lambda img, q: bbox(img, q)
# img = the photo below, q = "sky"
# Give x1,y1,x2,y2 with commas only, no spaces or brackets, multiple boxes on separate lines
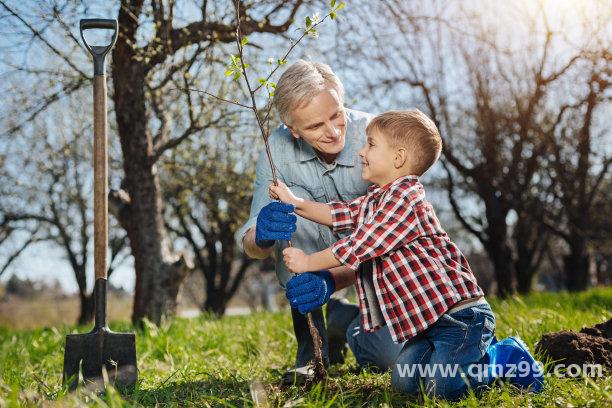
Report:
0,0,609,294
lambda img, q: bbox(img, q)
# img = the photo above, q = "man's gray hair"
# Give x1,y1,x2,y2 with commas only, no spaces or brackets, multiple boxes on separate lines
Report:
273,59,344,126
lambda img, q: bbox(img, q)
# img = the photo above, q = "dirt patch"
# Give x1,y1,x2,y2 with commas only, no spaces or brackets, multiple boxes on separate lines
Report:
536,319,612,371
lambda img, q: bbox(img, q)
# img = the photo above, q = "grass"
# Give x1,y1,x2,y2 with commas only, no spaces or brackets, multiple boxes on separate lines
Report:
0,287,610,407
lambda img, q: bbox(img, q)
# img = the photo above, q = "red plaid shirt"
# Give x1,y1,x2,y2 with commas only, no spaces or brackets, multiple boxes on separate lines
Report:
330,175,484,343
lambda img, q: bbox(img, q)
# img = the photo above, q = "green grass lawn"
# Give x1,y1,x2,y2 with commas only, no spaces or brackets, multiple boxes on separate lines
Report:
1,288,611,407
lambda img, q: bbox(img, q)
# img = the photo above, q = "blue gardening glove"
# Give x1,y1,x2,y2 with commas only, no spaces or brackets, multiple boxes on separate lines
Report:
255,202,297,248
285,271,336,314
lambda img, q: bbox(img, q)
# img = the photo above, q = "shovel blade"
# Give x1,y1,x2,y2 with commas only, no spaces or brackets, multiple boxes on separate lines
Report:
63,327,137,391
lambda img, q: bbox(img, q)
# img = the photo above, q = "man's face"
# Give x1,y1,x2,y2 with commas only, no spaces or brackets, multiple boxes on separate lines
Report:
287,89,346,163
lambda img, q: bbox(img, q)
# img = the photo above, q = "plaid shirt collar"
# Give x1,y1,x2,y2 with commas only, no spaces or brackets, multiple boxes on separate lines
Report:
366,175,420,197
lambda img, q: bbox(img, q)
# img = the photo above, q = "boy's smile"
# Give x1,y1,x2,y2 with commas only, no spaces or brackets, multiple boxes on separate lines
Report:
358,129,397,186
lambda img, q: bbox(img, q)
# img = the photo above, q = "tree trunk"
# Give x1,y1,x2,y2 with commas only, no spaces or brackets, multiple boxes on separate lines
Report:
112,19,187,325
564,239,590,291
203,288,228,316
481,193,515,297
516,260,535,294
77,292,95,325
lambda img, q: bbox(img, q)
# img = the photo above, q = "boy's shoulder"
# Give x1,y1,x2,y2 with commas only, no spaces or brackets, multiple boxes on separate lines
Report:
387,176,426,201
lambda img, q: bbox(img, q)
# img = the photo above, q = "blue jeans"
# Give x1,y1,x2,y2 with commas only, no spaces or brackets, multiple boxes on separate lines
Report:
346,315,405,372
391,304,496,399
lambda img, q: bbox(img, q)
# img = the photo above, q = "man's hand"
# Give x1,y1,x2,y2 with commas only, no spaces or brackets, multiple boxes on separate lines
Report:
255,202,297,248
282,247,310,273
268,181,302,207
285,271,336,314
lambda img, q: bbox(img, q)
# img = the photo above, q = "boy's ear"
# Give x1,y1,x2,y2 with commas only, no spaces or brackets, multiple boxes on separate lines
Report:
394,147,408,169
288,126,301,139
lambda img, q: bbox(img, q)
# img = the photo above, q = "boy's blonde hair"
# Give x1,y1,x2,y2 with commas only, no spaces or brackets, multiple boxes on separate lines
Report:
366,109,442,176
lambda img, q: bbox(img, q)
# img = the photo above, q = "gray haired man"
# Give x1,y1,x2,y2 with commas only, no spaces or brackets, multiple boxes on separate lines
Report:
237,60,403,384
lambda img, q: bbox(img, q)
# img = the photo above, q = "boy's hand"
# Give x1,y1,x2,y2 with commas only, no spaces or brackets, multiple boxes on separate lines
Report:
283,247,310,273
269,181,301,206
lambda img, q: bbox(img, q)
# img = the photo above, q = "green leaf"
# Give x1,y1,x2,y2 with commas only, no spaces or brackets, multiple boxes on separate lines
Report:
305,16,312,28
241,36,248,46
258,78,267,85
224,69,234,77
269,92,275,97
269,82,276,89
331,0,336,7
233,72,241,81
330,11,336,20
278,58,287,65
243,63,250,69
336,2,345,11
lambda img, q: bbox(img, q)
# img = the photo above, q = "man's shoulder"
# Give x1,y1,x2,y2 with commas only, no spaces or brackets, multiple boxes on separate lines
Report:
268,123,293,144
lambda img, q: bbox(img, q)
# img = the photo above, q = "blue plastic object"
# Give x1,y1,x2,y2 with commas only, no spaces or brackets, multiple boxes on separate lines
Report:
486,336,545,393
285,271,336,314
255,202,296,248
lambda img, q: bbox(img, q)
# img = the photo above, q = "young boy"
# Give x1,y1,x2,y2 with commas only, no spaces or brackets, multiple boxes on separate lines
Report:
269,110,543,399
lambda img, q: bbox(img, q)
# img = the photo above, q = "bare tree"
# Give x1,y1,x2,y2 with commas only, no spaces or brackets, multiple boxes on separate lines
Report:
332,0,609,295
541,57,611,290
1,0,309,324
0,100,129,324
161,122,257,315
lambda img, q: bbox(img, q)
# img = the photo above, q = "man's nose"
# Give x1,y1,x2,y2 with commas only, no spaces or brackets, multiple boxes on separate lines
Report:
324,122,340,138
358,147,365,157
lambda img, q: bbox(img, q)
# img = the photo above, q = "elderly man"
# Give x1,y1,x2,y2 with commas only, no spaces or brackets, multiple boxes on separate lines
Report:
237,60,404,384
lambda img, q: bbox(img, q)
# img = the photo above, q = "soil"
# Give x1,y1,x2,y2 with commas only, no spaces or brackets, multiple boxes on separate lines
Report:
536,318,612,370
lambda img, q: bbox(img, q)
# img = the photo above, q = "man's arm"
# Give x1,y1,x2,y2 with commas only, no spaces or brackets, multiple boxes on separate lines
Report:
238,139,296,260
328,265,357,290
243,227,274,259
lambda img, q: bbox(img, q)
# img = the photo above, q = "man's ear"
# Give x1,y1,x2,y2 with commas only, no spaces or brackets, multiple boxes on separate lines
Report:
288,126,301,140
394,147,408,169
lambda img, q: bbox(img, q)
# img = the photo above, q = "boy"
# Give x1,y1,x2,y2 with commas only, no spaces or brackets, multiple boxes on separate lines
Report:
269,110,543,399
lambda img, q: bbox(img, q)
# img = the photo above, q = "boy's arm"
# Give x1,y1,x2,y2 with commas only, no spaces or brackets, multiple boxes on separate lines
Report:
283,247,341,273
331,190,421,271
269,181,333,226
293,199,333,226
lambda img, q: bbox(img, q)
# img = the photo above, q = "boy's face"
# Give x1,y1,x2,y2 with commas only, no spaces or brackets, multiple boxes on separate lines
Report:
358,129,397,186
287,89,346,163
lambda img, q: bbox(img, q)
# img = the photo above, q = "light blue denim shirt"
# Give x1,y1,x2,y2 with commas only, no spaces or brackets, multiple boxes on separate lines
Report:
237,109,373,286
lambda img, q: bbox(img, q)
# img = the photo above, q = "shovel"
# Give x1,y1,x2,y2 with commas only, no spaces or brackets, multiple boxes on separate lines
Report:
62,19,137,391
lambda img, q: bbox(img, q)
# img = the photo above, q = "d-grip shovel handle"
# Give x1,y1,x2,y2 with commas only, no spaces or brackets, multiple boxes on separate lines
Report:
79,19,118,76
80,19,117,284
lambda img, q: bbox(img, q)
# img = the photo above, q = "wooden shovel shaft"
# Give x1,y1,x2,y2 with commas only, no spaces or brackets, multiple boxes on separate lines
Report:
93,74,108,281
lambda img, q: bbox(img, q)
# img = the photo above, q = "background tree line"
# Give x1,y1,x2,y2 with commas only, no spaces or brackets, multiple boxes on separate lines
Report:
0,0,610,326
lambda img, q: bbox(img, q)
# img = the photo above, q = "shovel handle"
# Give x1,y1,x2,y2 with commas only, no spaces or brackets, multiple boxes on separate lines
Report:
79,19,118,75
81,18,117,281
93,75,108,281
